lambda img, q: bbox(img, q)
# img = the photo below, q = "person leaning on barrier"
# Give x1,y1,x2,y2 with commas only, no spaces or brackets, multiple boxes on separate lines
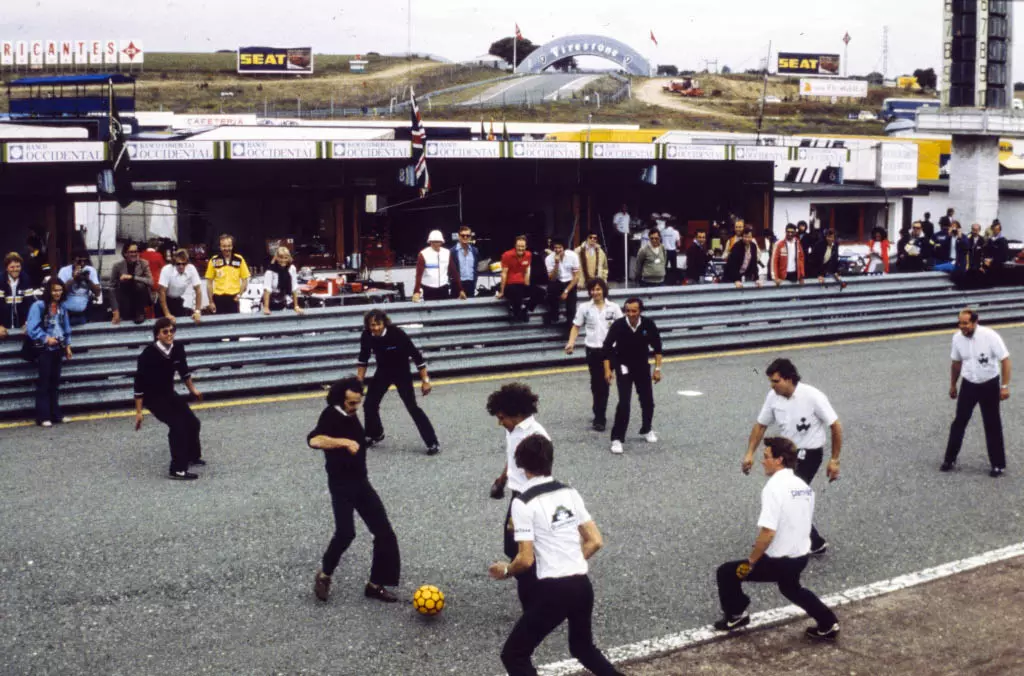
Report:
807,229,846,289
722,227,762,289
262,246,304,316
497,236,535,323
865,226,890,275
25,277,73,427
451,225,480,298
57,250,101,326
635,229,667,287
413,230,464,302
159,249,204,324
770,223,805,286
723,219,747,258
1,252,35,339
204,233,250,315
683,230,711,285
896,221,934,273
110,240,154,325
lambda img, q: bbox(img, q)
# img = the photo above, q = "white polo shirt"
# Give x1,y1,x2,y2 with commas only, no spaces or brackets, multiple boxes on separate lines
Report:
757,383,838,450
573,300,623,349
661,225,681,251
545,250,581,283
952,325,1009,384
759,468,814,558
505,416,550,494
786,240,797,272
512,476,592,579
158,263,202,309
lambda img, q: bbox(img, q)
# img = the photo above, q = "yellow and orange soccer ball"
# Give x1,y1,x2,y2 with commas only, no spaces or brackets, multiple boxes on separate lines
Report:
412,584,445,616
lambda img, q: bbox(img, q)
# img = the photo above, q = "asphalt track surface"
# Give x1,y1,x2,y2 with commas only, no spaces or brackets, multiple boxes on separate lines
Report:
2,326,1022,676
461,73,600,107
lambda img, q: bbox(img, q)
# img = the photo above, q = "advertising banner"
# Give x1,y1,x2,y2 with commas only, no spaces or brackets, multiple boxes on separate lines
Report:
3,142,105,164
777,52,841,75
127,141,218,162
877,142,919,189
1,42,12,66
331,140,411,159
426,141,502,159
237,46,314,74
226,140,319,160
799,78,868,98
591,143,657,160
663,144,730,161
511,142,582,159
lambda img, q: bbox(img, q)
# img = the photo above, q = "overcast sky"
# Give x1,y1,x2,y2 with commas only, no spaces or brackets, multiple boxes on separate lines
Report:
3,0,1017,79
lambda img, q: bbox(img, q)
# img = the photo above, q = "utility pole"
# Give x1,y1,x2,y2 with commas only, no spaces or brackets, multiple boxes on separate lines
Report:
882,26,890,80
842,31,851,77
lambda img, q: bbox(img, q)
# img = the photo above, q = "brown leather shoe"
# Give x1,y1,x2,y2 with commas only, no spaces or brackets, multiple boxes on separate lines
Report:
314,571,331,602
364,583,399,603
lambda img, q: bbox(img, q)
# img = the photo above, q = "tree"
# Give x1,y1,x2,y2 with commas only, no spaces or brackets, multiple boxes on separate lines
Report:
913,68,937,90
721,65,732,74
657,65,678,76
1014,82,1024,92
488,36,538,68
549,56,578,72
865,71,884,86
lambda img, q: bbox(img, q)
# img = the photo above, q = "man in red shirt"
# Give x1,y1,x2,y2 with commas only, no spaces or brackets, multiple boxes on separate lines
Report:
139,239,166,295
497,235,534,322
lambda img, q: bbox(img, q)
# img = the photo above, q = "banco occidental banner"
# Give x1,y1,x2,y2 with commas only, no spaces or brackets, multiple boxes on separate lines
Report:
237,46,313,74
777,52,840,76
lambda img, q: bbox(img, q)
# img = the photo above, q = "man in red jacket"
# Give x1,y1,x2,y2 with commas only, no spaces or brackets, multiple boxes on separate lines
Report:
771,224,805,286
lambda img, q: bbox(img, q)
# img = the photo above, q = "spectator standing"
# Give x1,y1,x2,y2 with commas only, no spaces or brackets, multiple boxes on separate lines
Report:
57,250,101,326
770,224,806,286
932,219,954,272
723,220,747,258
133,317,204,480
797,221,817,256
262,246,303,315
684,230,711,284
575,233,608,284
954,223,988,288
544,238,580,326
1,252,36,338
865,227,890,275
635,229,667,287
723,228,763,288
983,221,1010,272
661,216,682,273
139,239,166,295
451,225,480,297
110,241,154,325
413,230,464,302
356,309,440,456
25,277,72,427
565,278,623,432
603,298,663,454
611,204,631,237
808,229,846,288
158,249,203,324
896,221,934,272
204,234,250,315
942,309,1011,477
713,437,840,641
497,236,534,323
921,212,936,239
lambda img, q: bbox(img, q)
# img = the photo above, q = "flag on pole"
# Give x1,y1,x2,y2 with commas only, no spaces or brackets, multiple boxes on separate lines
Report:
515,23,523,40
480,119,486,139
487,120,496,141
410,87,430,197
502,121,510,142
650,30,658,47
105,78,132,207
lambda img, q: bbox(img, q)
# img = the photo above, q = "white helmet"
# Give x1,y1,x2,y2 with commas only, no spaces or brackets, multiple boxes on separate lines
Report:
427,230,445,243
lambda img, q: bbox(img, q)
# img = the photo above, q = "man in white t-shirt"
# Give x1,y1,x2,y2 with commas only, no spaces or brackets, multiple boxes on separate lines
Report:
943,309,1012,476
486,382,550,610
714,437,839,641
660,216,681,272
488,434,625,676
544,238,581,326
612,204,631,235
742,358,842,555
158,249,203,324
565,278,623,431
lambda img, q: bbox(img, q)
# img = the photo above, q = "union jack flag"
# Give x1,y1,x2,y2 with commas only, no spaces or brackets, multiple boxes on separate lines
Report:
410,87,430,197
515,23,523,41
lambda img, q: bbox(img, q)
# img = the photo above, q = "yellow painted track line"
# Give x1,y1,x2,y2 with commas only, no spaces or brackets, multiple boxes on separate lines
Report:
3,321,1022,430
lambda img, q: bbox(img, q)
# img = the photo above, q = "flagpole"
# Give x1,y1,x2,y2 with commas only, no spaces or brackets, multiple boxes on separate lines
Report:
513,25,517,74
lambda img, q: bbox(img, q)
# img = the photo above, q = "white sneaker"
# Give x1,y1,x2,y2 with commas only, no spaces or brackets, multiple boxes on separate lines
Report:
610,440,624,454
40,421,53,428
644,430,658,443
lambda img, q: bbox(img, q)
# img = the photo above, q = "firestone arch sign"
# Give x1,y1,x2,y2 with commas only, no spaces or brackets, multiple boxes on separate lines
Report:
519,34,651,76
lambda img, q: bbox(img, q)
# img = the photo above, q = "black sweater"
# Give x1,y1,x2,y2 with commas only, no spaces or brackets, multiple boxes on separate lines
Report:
134,343,191,401
307,405,368,480
357,327,426,374
602,316,663,366
0,276,35,330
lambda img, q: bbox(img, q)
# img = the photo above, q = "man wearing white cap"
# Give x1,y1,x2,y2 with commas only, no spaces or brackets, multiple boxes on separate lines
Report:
413,230,464,302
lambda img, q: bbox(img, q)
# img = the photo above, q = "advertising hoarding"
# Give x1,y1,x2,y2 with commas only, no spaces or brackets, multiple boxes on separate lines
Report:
777,52,841,75
237,46,314,74
799,78,868,98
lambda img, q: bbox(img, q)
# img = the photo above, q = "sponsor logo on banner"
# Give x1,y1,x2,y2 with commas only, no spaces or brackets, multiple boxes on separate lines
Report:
799,78,868,98
332,140,411,159
5,142,105,163
512,142,581,159
734,146,790,163
29,40,43,68
119,40,144,64
877,142,918,189
229,141,318,160
664,144,729,161
777,52,841,75
426,141,501,159
796,147,849,165
127,142,217,162
237,46,314,74
591,143,657,160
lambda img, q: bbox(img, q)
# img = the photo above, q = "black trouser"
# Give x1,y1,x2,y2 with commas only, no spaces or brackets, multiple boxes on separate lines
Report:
505,284,532,320
213,294,240,314
545,281,577,324
363,372,438,447
322,476,400,585
638,279,663,287
504,493,538,610
586,348,610,425
666,250,678,270
459,283,476,298
145,395,202,473
422,285,450,301
165,296,193,318
785,271,800,282
116,280,151,319
945,376,1006,469
794,447,827,551
610,361,654,442
501,574,624,676
35,349,63,423
716,555,837,629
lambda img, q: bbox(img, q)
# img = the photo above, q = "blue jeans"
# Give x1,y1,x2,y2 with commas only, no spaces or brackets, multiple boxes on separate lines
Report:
36,349,64,423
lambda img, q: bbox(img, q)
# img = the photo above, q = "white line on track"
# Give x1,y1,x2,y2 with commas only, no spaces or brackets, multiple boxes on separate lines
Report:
542,75,597,101
533,541,1024,675
463,77,535,105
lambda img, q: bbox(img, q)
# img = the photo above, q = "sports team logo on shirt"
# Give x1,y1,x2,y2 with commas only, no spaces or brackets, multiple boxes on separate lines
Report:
977,353,990,365
551,505,576,530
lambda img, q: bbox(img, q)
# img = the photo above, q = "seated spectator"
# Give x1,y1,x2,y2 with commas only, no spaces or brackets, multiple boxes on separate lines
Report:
723,219,746,258
158,249,203,324
896,221,934,272
110,240,154,325
865,227,890,274
25,277,73,427
983,221,1010,272
684,230,711,284
808,229,846,288
57,250,101,326
770,223,805,286
723,227,762,288
140,239,166,295
1,251,35,339
262,246,304,315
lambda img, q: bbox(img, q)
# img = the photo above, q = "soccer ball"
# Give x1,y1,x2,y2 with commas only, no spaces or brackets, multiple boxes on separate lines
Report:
412,584,445,616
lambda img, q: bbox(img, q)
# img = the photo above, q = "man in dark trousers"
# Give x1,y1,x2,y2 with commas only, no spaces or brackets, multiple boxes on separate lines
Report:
488,434,625,676
133,317,204,480
356,309,440,456
603,298,663,455
683,230,711,284
308,377,401,603
714,437,840,641
942,309,1012,477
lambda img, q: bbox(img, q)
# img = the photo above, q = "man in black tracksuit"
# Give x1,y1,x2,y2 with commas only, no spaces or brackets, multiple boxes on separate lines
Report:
356,308,440,456
308,377,401,604
602,298,663,455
